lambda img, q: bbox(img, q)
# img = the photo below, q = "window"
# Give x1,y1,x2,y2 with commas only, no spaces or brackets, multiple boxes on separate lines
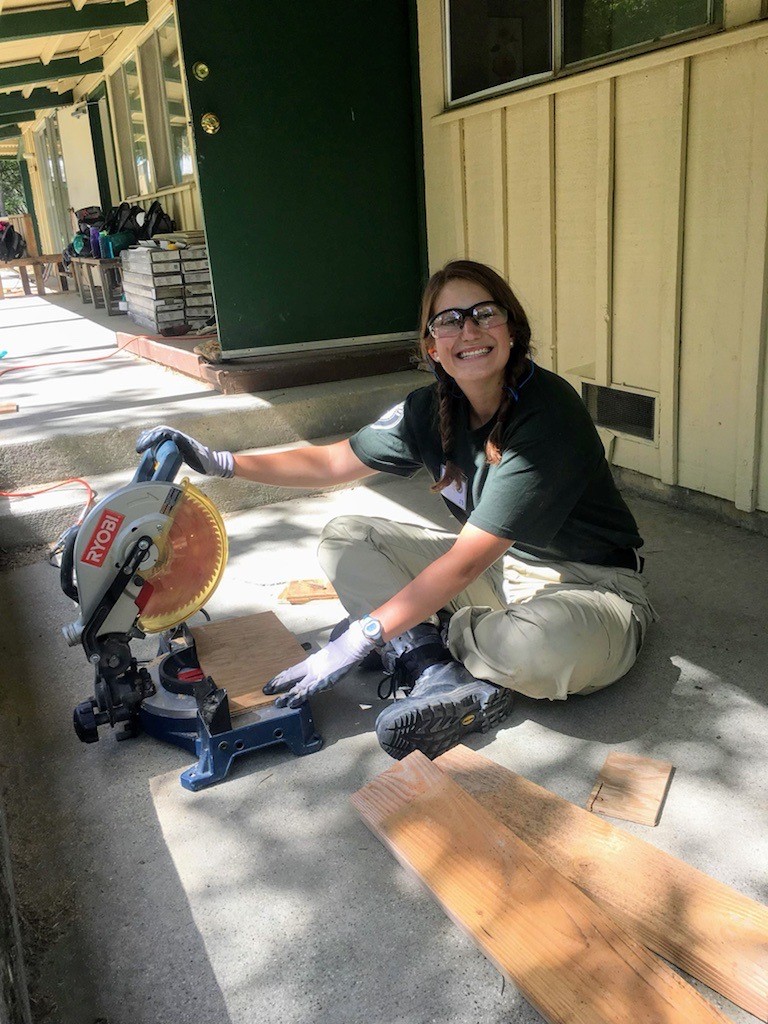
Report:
447,0,718,104
34,114,71,251
109,58,153,196
108,14,193,197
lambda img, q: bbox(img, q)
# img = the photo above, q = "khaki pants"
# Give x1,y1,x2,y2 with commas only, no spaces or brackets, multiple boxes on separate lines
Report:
318,515,657,701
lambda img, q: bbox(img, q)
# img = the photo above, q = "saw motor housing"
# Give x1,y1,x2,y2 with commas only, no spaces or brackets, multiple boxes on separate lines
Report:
60,441,227,742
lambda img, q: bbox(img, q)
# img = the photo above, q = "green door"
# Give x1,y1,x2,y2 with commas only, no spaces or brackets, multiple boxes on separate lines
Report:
176,0,425,354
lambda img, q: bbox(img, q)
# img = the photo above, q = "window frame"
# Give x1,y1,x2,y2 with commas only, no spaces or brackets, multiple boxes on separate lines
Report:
104,12,193,200
444,0,723,109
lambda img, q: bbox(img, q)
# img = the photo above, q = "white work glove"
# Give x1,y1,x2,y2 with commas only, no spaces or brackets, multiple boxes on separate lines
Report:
136,425,234,478
263,620,375,708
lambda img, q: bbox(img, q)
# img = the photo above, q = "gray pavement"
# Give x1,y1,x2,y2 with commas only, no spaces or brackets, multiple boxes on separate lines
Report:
0,291,423,545
1,471,766,1024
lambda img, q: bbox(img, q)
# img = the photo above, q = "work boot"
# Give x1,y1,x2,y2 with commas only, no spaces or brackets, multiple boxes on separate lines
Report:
374,624,514,761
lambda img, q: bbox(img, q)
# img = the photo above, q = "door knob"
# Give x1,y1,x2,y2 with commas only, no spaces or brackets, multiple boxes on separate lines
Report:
201,112,220,135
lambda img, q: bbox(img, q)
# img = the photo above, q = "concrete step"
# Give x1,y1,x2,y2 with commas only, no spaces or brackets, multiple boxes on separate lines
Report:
0,438,357,550
0,370,423,490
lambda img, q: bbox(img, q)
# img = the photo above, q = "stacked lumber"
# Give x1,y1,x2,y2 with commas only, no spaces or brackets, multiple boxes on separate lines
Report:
121,247,185,334
352,746,768,1023
180,244,213,329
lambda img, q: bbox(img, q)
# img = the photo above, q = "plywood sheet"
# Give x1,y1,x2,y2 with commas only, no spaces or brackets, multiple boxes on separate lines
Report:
352,752,732,1024
438,745,768,1021
586,751,673,826
191,612,306,715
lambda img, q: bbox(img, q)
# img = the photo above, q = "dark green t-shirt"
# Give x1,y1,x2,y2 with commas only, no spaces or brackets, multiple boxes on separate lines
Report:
348,363,643,564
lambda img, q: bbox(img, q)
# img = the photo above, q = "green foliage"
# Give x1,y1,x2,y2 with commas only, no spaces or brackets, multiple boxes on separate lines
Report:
0,159,26,214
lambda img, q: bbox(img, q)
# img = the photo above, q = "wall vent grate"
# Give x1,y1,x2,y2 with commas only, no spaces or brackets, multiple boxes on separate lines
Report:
582,384,655,441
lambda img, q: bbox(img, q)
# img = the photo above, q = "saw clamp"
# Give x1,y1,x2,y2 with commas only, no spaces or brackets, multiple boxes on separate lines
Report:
59,440,323,790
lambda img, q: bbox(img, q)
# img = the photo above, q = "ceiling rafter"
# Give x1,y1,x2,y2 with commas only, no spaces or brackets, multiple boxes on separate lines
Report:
0,3,148,44
0,57,104,91
0,87,74,118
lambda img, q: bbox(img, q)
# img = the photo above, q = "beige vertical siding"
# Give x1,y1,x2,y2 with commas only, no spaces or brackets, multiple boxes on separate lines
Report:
416,6,768,513
678,40,768,505
504,97,556,370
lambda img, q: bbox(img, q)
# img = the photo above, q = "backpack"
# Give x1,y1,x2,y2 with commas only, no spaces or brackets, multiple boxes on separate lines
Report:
0,223,26,261
143,200,176,238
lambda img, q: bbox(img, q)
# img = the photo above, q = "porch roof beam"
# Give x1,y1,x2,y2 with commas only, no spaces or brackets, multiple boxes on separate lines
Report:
0,88,74,117
0,2,148,43
0,56,103,90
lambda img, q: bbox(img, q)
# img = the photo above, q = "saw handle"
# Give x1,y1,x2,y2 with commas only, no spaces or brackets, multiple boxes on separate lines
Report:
134,439,183,484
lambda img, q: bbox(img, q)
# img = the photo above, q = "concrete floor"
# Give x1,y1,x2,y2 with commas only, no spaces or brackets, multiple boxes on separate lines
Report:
0,469,766,1024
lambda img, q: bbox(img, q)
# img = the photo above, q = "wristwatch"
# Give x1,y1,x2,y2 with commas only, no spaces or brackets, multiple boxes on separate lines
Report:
360,614,386,648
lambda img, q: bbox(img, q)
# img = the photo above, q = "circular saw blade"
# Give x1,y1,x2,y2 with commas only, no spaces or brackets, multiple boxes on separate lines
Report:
137,481,228,633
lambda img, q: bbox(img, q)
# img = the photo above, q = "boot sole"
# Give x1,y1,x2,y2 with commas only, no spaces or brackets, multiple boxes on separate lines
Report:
375,683,514,761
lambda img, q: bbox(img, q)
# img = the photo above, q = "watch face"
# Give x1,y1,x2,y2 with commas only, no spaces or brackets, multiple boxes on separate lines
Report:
362,616,381,641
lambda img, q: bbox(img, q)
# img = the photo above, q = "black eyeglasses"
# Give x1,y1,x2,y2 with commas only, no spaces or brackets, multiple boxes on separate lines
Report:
426,302,508,340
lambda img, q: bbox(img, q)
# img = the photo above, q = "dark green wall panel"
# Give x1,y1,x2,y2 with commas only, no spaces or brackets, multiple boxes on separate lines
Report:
176,0,424,352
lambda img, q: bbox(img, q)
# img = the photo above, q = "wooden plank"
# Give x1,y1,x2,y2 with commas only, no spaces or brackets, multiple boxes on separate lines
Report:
437,744,768,1021
277,579,337,605
352,752,732,1024
18,266,30,296
586,751,674,826
0,402,18,414
191,612,307,715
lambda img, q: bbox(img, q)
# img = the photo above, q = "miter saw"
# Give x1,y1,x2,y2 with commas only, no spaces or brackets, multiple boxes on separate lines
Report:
58,440,322,790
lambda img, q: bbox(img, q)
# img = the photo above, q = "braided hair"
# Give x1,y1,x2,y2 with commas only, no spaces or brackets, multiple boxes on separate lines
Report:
417,260,532,494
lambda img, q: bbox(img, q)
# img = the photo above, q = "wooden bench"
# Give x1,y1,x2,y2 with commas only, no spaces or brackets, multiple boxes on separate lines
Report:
0,254,69,298
70,256,123,316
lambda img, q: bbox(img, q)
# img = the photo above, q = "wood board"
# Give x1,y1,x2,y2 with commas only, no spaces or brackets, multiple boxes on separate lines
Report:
437,745,768,1021
352,752,732,1024
0,402,18,414
190,612,307,715
278,578,338,604
586,751,674,826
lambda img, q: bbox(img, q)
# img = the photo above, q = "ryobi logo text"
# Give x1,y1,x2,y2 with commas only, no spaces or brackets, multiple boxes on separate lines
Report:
81,509,125,567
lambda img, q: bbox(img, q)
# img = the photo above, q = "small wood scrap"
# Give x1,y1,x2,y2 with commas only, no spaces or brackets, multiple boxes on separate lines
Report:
587,751,674,826
0,402,18,414
190,611,307,715
278,578,338,605
352,751,733,1024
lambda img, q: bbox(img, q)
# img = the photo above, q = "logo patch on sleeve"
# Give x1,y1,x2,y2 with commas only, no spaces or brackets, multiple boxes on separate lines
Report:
370,402,405,431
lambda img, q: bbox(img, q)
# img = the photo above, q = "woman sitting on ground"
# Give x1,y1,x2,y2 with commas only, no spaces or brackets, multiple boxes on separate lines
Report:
137,259,655,760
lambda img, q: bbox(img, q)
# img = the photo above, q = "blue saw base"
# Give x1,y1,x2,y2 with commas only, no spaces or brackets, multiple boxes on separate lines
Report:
141,692,323,791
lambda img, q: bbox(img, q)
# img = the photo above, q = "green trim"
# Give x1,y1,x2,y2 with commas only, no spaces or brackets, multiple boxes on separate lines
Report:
0,118,34,129
0,126,21,140
0,56,103,90
88,97,113,211
407,0,429,289
0,89,74,118
0,2,148,43
17,160,41,253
